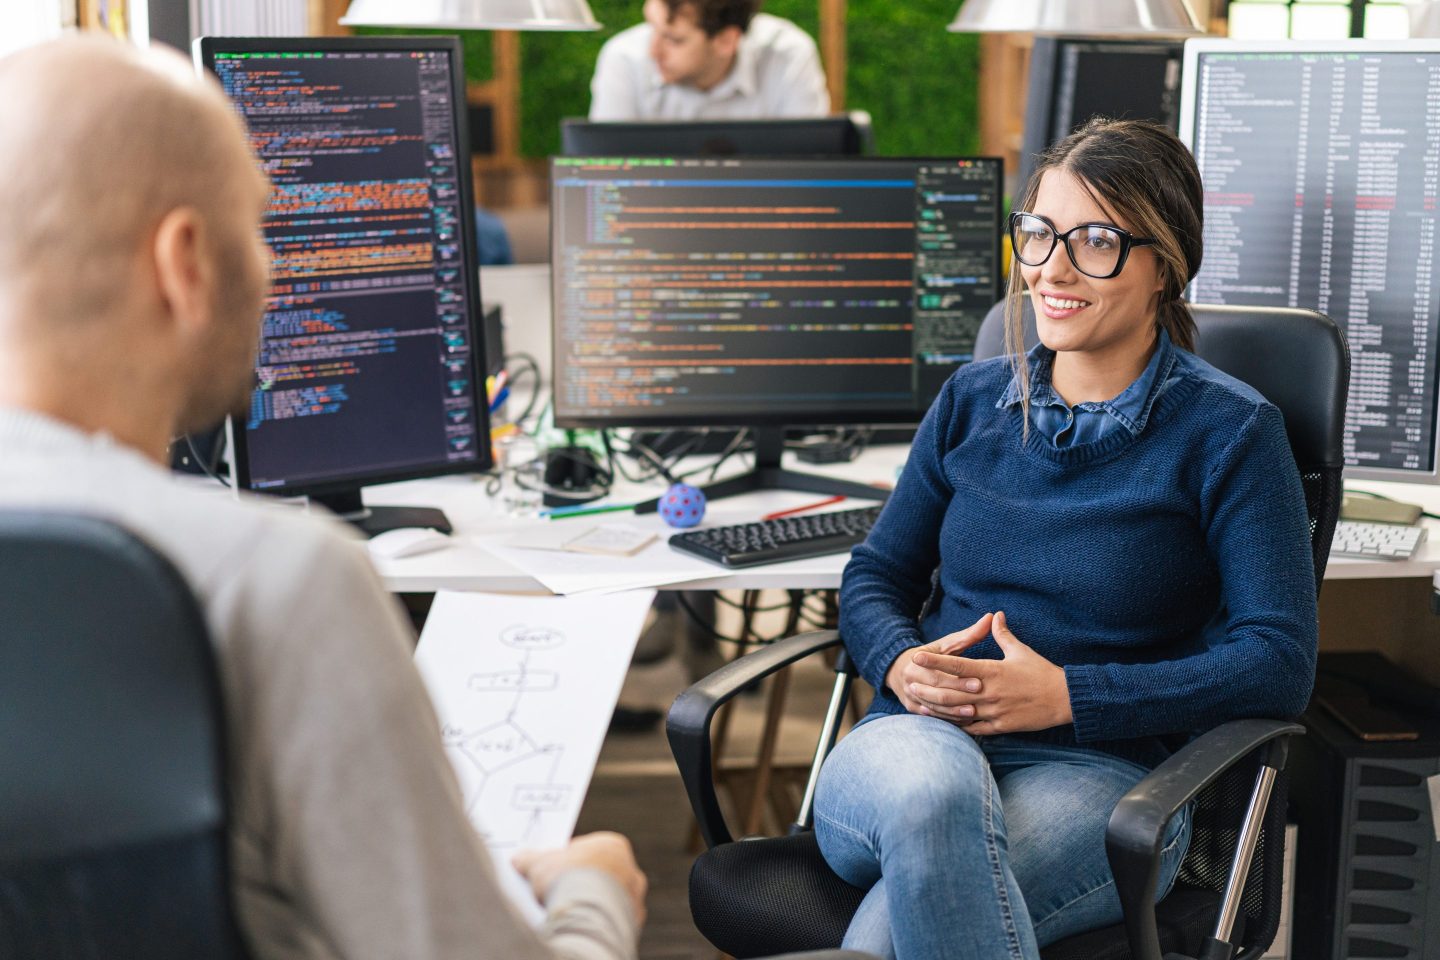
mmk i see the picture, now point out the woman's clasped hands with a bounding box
[884,611,1073,736]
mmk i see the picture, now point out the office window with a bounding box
[1226,0,1414,38]
[1364,2,1414,37]
[0,0,65,58]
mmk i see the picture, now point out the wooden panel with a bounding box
[978,33,1032,189]
[1318,578,1440,689]
[493,31,521,162]
[311,0,351,35]
[468,31,550,209]
[818,0,847,112]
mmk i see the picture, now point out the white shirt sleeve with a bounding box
[769,37,830,117]
[589,37,643,121]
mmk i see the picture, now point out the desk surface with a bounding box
[365,445,1440,593]
[366,445,905,593]
[1329,479,1440,580]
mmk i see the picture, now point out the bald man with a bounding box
[0,37,646,960]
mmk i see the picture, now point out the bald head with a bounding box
[0,36,264,325]
[0,36,272,456]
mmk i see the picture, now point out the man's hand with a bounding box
[899,611,1073,736]
[513,831,648,924]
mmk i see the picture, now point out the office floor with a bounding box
[575,596,849,960]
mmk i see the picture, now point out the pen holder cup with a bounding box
[496,434,544,518]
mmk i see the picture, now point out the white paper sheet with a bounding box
[479,516,720,594]
[413,590,658,921]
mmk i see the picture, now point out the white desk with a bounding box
[1327,480,1440,580]
[365,445,908,593]
[365,445,1440,593]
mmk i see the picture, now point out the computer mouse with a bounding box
[367,527,453,559]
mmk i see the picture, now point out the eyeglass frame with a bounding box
[1008,211,1159,281]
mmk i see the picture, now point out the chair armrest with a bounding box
[1107,718,1303,960]
[666,630,843,848]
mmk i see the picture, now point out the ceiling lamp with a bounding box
[340,0,601,31]
[948,0,1204,36]
[1413,2,1440,37]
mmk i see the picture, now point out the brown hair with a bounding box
[1004,117,1204,423]
[662,0,760,36]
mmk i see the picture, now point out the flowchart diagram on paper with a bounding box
[414,590,656,857]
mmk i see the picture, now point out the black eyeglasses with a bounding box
[1008,212,1157,280]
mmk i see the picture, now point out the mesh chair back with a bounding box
[1173,757,1290,959]
[0,512,250,960]
[1189,305,1347,588]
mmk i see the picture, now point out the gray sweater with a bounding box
[0,408,639,960]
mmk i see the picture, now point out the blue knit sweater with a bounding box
[839,339,1319,769]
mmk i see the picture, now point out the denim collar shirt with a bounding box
[997,328,1181,448]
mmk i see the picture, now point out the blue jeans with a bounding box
[813,714,1192,960]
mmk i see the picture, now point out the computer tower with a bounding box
[1289,655,1440,960]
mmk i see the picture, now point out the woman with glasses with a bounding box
[812,118,1317,960]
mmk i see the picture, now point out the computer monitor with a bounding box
[198,36,491,535]
[1018,37,1184,194]
[1180,40,1440,484]
[560,115,869,158]
[549,156,1003,509]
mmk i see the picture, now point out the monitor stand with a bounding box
[633,427,889,515]
[311,489,453,538]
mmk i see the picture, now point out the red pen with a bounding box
[762,495,846,521]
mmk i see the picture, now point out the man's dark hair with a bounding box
[662,0,761,36]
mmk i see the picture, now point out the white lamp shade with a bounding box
[1412,2,1440,38]
[949,0,1203,36]
[341,0,602,31]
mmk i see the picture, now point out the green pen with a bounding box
[540,502,639,520]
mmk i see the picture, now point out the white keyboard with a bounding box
[1330,520,1427,560]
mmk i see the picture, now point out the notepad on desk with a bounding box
[505,523,656,557]
[562,525,656,556]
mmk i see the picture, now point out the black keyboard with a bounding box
[668,506,883,568]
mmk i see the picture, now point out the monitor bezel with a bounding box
[1179,38,1440,485]
[1018,35,1185,196]
[559,116,865,157]
[547,155,1005,431]
[198,34,494,500]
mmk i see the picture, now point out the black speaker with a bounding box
[541,446,609,507]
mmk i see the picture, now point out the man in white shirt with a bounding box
[0,36,646,960]
[589,0,830,120]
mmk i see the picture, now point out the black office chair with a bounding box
[0,512,251,960]
[668,302,1349,960]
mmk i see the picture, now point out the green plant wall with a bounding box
[360,3,982,161]
[517,0,630,157]
[845,0,980,157]
[518,0,978,158]
[752,0,818,37]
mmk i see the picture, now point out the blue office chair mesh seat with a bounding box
[0,512,251,960]
[669,303,1348,960]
